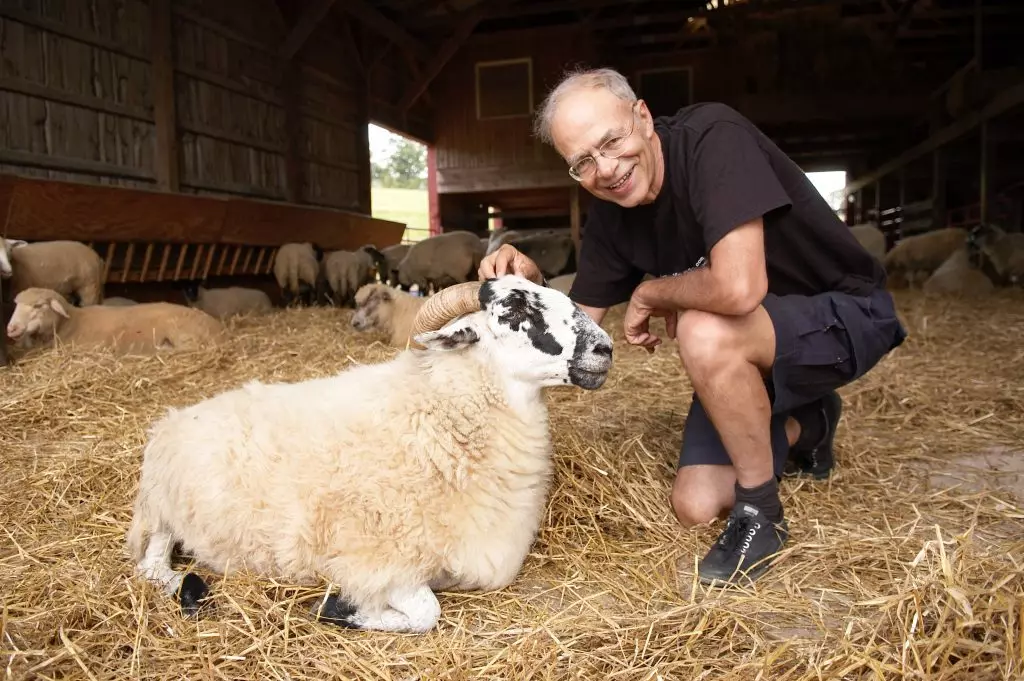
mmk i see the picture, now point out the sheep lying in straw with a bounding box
[127,275,614,633]
[922,247,995,296]
[184,284,273,320]
[272,242,322,306]
[7,287,224,354]
[849,223,887,262]
[102,297,138,307]
[350,282,426,348]
[0,237,105,305]
[322,246,388,307]
[883,227,968,288]
[397,230,485,292]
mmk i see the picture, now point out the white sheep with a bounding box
[7,287,224,355]
[922,247,995,296]
[126,275,614,633]
[272,242,322,306]
[350,282,426,348]
[883,227,968,288]
[103,297,138,307]
[397,231,485,292]
[185,284,273,320]
[321,246,387,307]
[849,223,886,262]
[0,237,105,305]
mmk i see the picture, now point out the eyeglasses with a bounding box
[567,102,639,182]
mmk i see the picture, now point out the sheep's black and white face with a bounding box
[416,276,613,390]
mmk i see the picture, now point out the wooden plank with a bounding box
[439,166,574,193]
[221,198,405,250]
[843,79,1024,196]
[283,60,305,203]
[0,7,149,62]
[398,4,491,111]
[0,150,155,182]
[0,78,154,123]
[340,0,431,61]
[279,0,339,60]
[152,0,180,191]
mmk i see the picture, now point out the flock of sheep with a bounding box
[849,222,1024,294]
[0,226,580,357]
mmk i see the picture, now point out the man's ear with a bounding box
[412,317,480,351]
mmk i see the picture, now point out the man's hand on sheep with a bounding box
[478,244,544,285]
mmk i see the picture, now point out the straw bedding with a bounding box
[1,288,1022,680]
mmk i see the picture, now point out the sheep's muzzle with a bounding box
[408,281,484,348]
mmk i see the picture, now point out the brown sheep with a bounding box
[7,287,224,355]
[0,237,105,305]
[397,231,485,292]
[883,227,968,288]
[350,283,426,348]
[273,243,322,306]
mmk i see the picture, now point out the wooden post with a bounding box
[151,0,179,191]
[569,183,581,261]
[355,70,372,215]
[427,146,440,237]
[979,120,989,225]
[932,148,947,229]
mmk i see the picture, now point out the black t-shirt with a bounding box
[569,102,887,308]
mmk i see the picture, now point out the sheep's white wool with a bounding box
[127,275,613,633]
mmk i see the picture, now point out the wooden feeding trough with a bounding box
[0,174,406,286]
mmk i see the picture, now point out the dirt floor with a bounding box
[0,287,1022,680]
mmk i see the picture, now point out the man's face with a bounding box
[549,88,662,208]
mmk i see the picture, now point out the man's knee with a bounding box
[674,308,775,374]
[670,467,732,528]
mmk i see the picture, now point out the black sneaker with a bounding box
[697,502,788,585]
[783,391,842,480]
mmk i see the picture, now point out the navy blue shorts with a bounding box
[677,287,907,475]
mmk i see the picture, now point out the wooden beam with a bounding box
[283,61,305,204]
[842,79,1024,196]
[340,0,431,61]
[397,5,490,111]
[279,0,338,60]
[151,0,179,191]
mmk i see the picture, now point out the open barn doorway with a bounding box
[806,170,848,222]
[367,123,431,245]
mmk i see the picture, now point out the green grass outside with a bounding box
[370,187,431,243]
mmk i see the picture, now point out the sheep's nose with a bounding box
[7,323,22,339]
[592,342,612,358]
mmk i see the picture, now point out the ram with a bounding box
[127,275,614,633]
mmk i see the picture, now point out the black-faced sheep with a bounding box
[883,227,968,288]
[972,225,1024,286]
[380,243,411,288]
[513,233,576,278]
[350,282,426,348]
[397,231,485,292]
[0,237,105,305]
[7,287,225,355]
[183,283,273,320]
[126,275,614,633]
[321,246,388,307]
[272,242,323,306]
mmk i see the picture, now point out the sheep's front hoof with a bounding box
[312,593,360,628]
[178,572,210,617]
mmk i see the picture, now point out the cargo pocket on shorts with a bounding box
[782,300,857,404]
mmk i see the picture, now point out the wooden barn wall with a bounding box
[432,10,944,195]
[432,30,598,194]
[0,0,375,214]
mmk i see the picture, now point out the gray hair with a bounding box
[532,67,638,145]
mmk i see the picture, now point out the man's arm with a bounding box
[634,218,769,317]
[576,302,608,326]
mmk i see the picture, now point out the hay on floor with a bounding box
[1,289,1023,680]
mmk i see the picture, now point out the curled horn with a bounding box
[408,280,485,348]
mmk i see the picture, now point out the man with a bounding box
[478,67,907,585]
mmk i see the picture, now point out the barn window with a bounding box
[636,67,693,118]
[475,58,533,120]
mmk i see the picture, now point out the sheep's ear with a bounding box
[49,298,70,318]
[413,318,480,351]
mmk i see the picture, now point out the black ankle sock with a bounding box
[735,477,783,523]
[793,402,825,450]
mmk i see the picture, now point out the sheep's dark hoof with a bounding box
[178,572,210,617]
[312,594,360,628]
